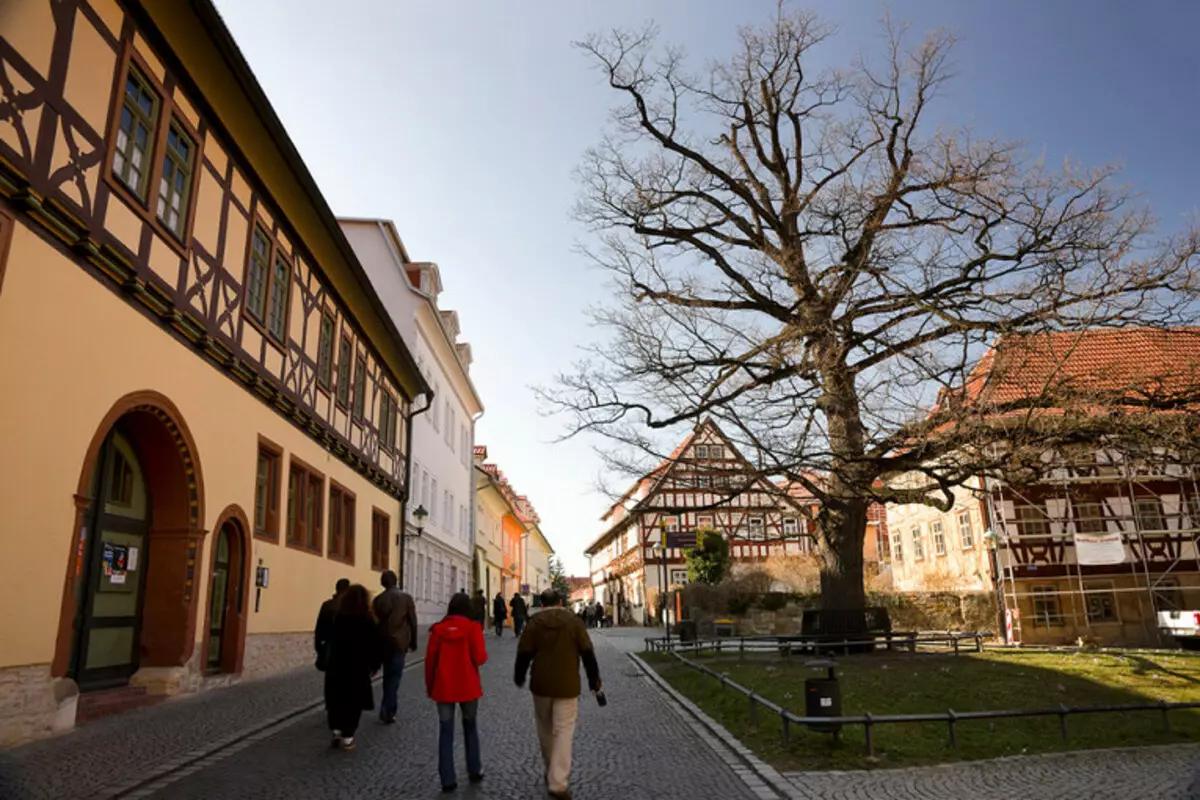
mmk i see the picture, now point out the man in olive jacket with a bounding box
[372,570,418,724]
[514,589,601,800]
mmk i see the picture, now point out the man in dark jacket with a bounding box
[471,589,487,626]
[492,593,508,637]
[315,578,350,671]
[510,592,529,636]
[372,570,418,724]
[514,589,602,800]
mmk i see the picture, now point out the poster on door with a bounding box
[102,542,129,586]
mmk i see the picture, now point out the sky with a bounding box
[211,0,1200,575]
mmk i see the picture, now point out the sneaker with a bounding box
[468,773,484,784]
[380,715,396,725]
[441,783,457,793]
[340,736,356,750]
[548,791,572,800]
[329,729,342,749]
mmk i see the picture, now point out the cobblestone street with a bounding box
[1,629,1197,800]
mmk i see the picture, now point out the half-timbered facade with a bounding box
[584,420,814,625]
[883,329,1200,647]
[0,0,427,744]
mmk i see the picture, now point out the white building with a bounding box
[340,219,485,620]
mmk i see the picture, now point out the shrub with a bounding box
[759,592,790,611]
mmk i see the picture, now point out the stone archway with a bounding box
[52,391,206,684]
[202,506,251,676]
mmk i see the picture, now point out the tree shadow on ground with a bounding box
[650,647,1200,771]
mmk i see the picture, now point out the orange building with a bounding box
[0,1,426,744]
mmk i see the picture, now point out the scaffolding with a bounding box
[985,446,1200,647]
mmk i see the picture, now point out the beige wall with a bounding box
[885,482,992,592]
[0,225,400,669]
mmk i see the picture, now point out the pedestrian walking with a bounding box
[372,570,418,724]
[510,592,529,637]
[492,592,507,637]
[314,578,350,671]
[594,601,604,629]
[425,592,488,793]
[471,588,487,625]
[325,584,382,750]
[514,589,602,800]
[584,603,596,629]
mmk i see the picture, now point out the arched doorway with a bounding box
[71,427,151,689]
[203,509,250,675]
[53,392,206,688]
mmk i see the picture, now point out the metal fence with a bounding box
[644,630,990,657]
[659,650,1200,757]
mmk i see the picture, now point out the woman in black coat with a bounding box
[491,593,507,637]
[325,584,382,750]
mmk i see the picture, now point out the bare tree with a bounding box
[547,8,1200,616]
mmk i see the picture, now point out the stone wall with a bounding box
[0,664,68,747]
[681,587,999,637]
[241,632,314,679]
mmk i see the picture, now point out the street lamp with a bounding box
[411,504,428,538]
[397,504,428,593]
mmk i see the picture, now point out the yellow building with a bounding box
[0,0,428,744]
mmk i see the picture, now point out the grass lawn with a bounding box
[644,648,1200,771]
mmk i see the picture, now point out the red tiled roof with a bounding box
[964,327,1200,409]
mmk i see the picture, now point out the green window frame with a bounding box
[352,355,367,420]
[113,67,159,200]
[156,120,195,238]
[245,226,270,323]
[336,335,352,407]
[267,252,290,341]
[316,314,335,390]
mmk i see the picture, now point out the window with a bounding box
[335,335,352,407]
[243,224,291,344]
[286,459,323,553]
[747,517,765,540]
[1073,502,1105,534]
[328,483,355,564]
[709,446,724,460]
[931,520,946,556]
[352,355,367,421]
[254,440,282,540]
[1031,586,1063,627]
[911,527,925,560]
[443,490,451,527]
[245,227,270,323]
[695,445,708,459]
[430,478,438,521]
[316,314,335,390]
[371,509,390,571]
[431,385,441,431]
[379,391,397,452]
[697,475,712,488]
[956,510,974,549]
[891,531,904,562]
[782,518,799,537]
[1154,579,1184,611]
[113,67,159,199]
[1084,582,1118,623]
[697,515,713,530]
[156,121,195,238]
[1016,504,1049,538]
[1136,499,1165,532]
[420,468,429,511]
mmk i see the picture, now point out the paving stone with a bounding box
[135,633,761,800]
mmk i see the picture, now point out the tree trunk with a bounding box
[816,495,868,612]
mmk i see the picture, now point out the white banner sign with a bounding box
[1073,532,1125,565]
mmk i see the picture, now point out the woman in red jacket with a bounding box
[425,592,488,792]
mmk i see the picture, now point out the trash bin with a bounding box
[804,659,841,733]
[677,619,697,642]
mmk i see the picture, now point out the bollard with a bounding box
[975,634,983,653]
[953,637,960,656]
[863,713,874,757]
[1160,699,1172,734]
[947,709,958,748]
[781,712,790,745]
[1058,705,1069,741]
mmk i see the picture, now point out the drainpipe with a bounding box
[469,411,483,592]
[399,390,434,592]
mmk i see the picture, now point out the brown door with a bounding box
[205,523,240,671]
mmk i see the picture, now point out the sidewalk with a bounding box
[0,625,432,800]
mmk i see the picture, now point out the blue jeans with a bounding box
[437,700,481,787]
[514,617,526,636]
[379,649,406,720]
